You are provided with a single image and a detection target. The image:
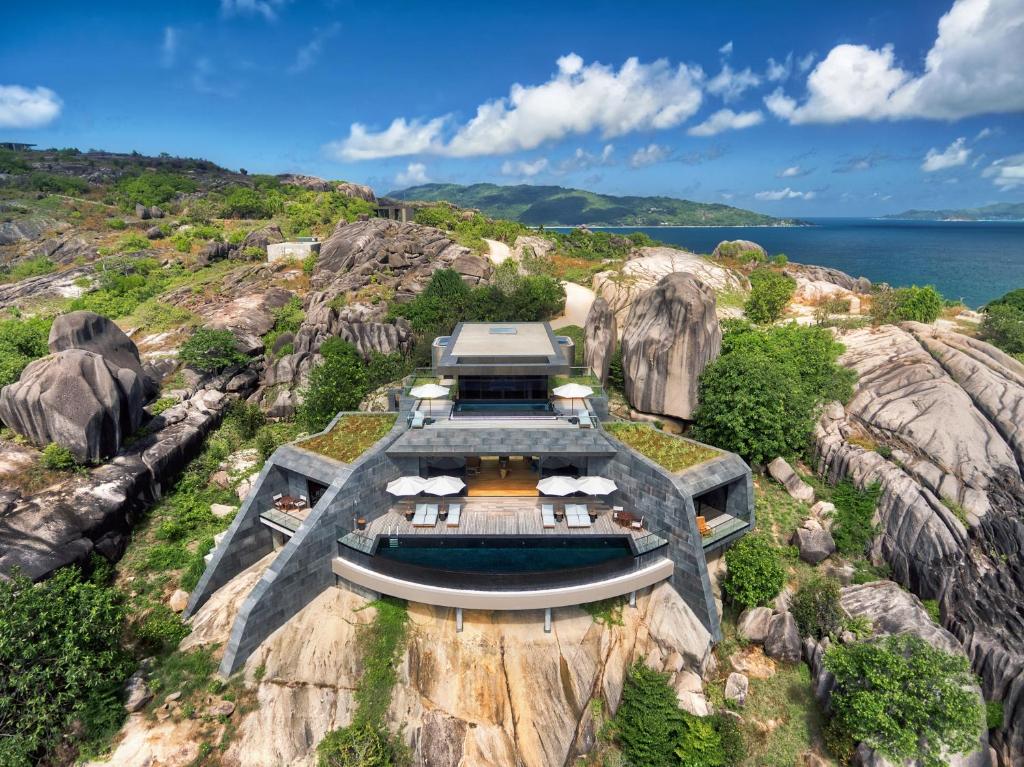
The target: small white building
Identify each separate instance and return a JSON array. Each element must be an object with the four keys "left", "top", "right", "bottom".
[{"left": 268, "top": 237, "right": 320, "bottom": 264}]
